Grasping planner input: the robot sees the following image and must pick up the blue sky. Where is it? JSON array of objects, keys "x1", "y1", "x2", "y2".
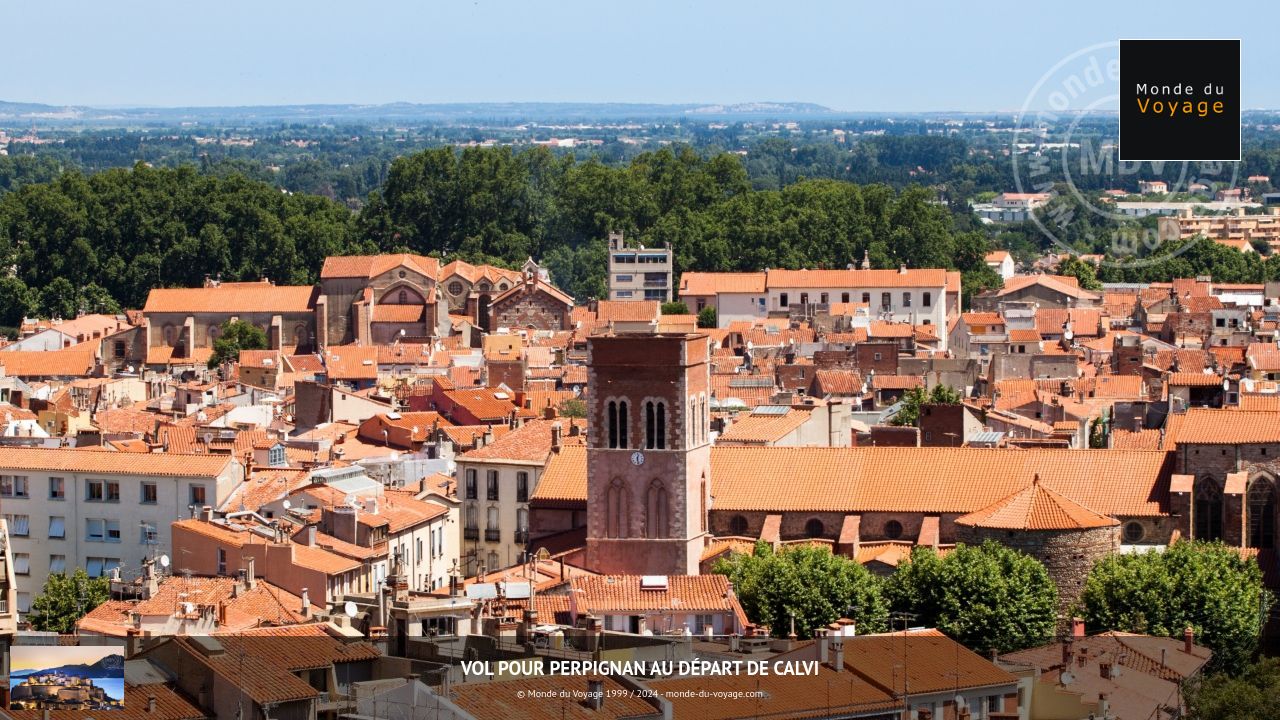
[{"x1": 11, "y1": 0, "x2": 1278, "y2": 110}]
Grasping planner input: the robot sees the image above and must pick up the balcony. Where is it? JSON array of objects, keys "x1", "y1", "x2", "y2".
[
  {"x1": 484, "y1": 528, "x2": 501, "y2": 543},
  {"x1": 514, "y1": 530, "x2": 529, "y2": 545},
  {"x1": 464, "y1": 527, "x2": 479, "y2": 541}
]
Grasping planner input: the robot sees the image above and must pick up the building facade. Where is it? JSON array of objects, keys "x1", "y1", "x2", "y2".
[{"x1": 607, "y1": 232, "x2": 673, "y2": 302}]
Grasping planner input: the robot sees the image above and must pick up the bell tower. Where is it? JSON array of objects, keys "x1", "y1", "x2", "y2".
[{"x1": 585, "y1": 331, "x2": 712, "y2": 575}]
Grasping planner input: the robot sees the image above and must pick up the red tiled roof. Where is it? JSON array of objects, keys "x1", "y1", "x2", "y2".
[
  {"x1": 766, "y1": 268, "x2": 948, "y2": 289},
  {"x1": 1172, "y1": 408, "x2": 1280, "y2": 444},
  {"x1": 324, "y1": 346, "x2": 379, "y2": 381},
  {"x1": 535, "y1": 445, "x2": 1171, "y2": 517},
  {"x1": 1111, "y1": 429, "x2": 1163, "y2": 450},
  {"x1": 718, "y1": 408, "x2": 812, "y2": 444},
  {"x1": 571, "y1": 574, "x2": 742, "y2": 614},
  {"x1": 371, "y1": 304, "x2": 425, "y2": 323},
  {"x1": 143, "y1": 282, "x2": 315, "y2": 313},
  {"x1": 955, "y1": 477, "x2": 1119, "y2": 530},
  {"x1": 998, "y1": 274, "x2": 1099, "y2": 300},
  {"x1": 679, "y1": 272, "x2": 768, "y2": 295},
  {"x1": 594, "y1": 300, "x2": 660, "y2": 323},
  {"x1": 0, "y1": 447, "x2": 232, "y2": 477},
  {"x1": 320, "y1": 253, "x2": 440, "y2": 279},
  {"x1": 459, "y1": 418, "x2": 587, "y2": 462},
  {"x1": 0, "y1": 347, "x2": 98, "y2": 377}
]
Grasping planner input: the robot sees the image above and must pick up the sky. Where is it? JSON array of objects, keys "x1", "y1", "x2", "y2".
[
  {"x1": 10, "y1": 645, "x2": 122, "y2": 673},
  {"x1": 9, "y1": 0, "x2": 1279, "y2": 111}
]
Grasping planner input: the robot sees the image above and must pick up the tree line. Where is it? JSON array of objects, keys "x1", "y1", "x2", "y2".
[{"x1": 0, "y1": 146, "x2": 1002, "y2": 329}]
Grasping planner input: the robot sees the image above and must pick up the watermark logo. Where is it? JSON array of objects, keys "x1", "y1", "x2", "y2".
[{"x1": 1011, "y1": 41, "x2": 1239, "y2": 268}]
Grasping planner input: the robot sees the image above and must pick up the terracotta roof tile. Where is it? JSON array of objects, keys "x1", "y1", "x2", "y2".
[
  {"x1": 459, "y1": 418, "x2": 586, "y2": 462},
  {"x1": 955, "y1": 476, "x2": 1119, "y2": 530},
  {"x1": 534, "y1": 446, "x2": 1170, "y2": 517},
  {"x1": 143, "y1": 282, "x2": 315, "y2": 314},
  {"x1": 370, "y1": 304, "x2": 425, "y2": 323},
  {"x1": 0, "y1": 347, "x2": 97, "y2": 377},
  {"x1": 767, "y1": 268, "x2": 949, "y2": 289},
  {"x1": 570, "y1": 574, "x2": 742, "y2": 614},
  {"x1": 594, "y1": 300, "x2": 661, "y2": 323},
  {"x1": 1110, "y1": 428, "x2": 1164, "y2": 450},
  {"x1": 718, "y1": 408, "x2": 812, "y2": 444},
  {"x1": 0, "y1": 447, "x2": 232, "y2": 477},
  {"x1": 679, "y1": 272, "x2": 768, "y2": 295},
  {"x1": 1173, "y1": 408, "x2": 1280, "y2": 444},
  {"x1": 320, "y1": 253, "x2": 440, "y2": 279},
  {"x1": 323, "y1": 346, "x2": 379, "y2": 381}
]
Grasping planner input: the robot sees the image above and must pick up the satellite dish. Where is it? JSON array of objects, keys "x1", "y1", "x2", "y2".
[
  {"x1": 344, "y1": 601, "x2": 358, "y2": 618},
  {"x1": 159, "y1": 554, "x2": 170, "y2": 568},
  {"x1": 181, "y1": 602, "x2": 195, "y2": 614},
  {"x1": 282, "y1": 500, "x2": 292, "y2": 510},
  {"x1": 1063, "y1": 330, "x2": 1074, "y2": 341}
]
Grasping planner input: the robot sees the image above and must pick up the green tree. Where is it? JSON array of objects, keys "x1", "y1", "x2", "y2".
[
  {"x1": 1056, "y1": 255, "x2": 1104, "y2": 290},
  {"x1": 714, "y1": 542, "x2": 888, "y2": 639},
  {"x1": 1185, "y1": 657, "x2": 1280, "y2": 720},
  {"x1": 885, "y1": 542, "x2": 1058, "y2": 653},
  {"x1": 660, "y1": 301, "x2": 689, "y2": 315},
  {"x1": 697, "y1": 306, "x2": 717, "y2": 328},
  {"x1": 38, "y1": 277, "x2": 79, "y2": 319},
  {"x1": 890, "y1": 383, "x2": 963, "y2": 427},
  {"x1": 208, "y1": 319, "x2": 268, "y2": 368},
  {"x1": 29, "y1": 568, "x2": 111, "y2": 634},
  {"x1": 557, "y1": 397, "x2": 587, "y2": 418},
  {"x1": 0, "y1": 276, "x2": 34, "y2": 329},
  {"x1": 1081, "y1": 540, "x2": 1273, "y2": 673}
]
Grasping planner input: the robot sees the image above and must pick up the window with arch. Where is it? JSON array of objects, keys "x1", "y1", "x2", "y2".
[
  {"x1": 499, "y1": 283, "x2": 509, "y2": 291},
  {"x1": 645, "y1": 480, "x2": 669, "y2": 539},
  {"x1": 293, "y1": 323, "x2": 308, "y2": 345},
  {"x1": 478, "y1": 282, "x2": 491, "y2": 292},
  {"x1": 1194, "y1": 476, "x2": 1223, "y2": 541},
  {"x1": 464, "y1": 504, "x2": 477, "y2": 529},
  {"x1": 207, "y1": 325, "x2": 220, "y2": 343},
  {"x1": 606, "y1": 478, "x2": 629, "y2": 538},
  {"x1": 645, "y1": 400, "x2": 666, "y2": 449},
  {"x1": 1247, "y1": 476, "x2": 1277, "y2": 549},
  {"x1": 449, "y1": 281, "x2": 464, "y2": 296},
  {"x1": 607, "y1": 400, "x2": 629, "y2": 449},
  {"x1": 804, "y1": 518, "x2": 825, "y2": 538},
  {"x1": 398, "y1": 289, "x2": 409, "y2": 303},
  {"x1": 729, "y1": 515, "x2": 748, "y2": 535},
  {"x1": 884, "y1": 520, "x2": 904, "y2": 539},
  {"x1": 163, "y1": 325, "x2": 175, "y2": 346}
]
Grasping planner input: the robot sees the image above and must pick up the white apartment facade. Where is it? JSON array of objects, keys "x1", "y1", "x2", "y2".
[
  {"x1": 0, "y1": 448, "x2": 243, "y2": 615},
  {"x1": 606, "y1": 231, "x2": 673, "y2": 302}
]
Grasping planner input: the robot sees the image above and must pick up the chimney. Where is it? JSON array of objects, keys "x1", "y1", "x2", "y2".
[
  {"x1": 830, "y1": 637, "x2": 844, "y2": 672},
  {"x1": 551, "y1": 423, "x2": 562, "y2": 453},
  {"x1": 898, "y1": 264, "x2": 907, "y2": 274},
  {"x1": 244, "y1": 557, "x2": 256, "y2": 590},
  {"x1": 1072, "y1": 617, "x2": 1085, "y2": 638},
  {"x1": 301, "y1": 588, "x2": 311, "y2": 618},
  {"x1": 147, "y1": 695, "x2": 157, "y2": 714},
  {"x1": 1062, "y1": 637, "x2": 1074, "y2": 665},
  {"x1": 217, "y1": 601, "x2": 228, "y2": 627},
  {"x1": 201, "y1": 505, "x2": 213, "y2": 522},
  {"x1": 586, "y1": 679, "x2": 604, "y2": 710},
  {"x1": 305, "y1": 525, "x2": 317, "y2": 547},
  {"x1": 1184, "y1": 626, "x2": 1194, "y2": 654},
  {"x1": 543, "y1": 405, "x2": 557, "y2": 420},
  {"x1": 1098, "y1": 692, "x2": 1110, "y2": 718},
  {"x1": 816, "y1": 628, "x2": 829, "y2": 663}
]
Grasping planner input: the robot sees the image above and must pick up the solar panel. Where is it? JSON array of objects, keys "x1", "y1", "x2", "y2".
[
  {"x1": 502, "y1": 582, "x2": 532, "y2": 599},
  {"x1": 465, "y1": 583, "x2": 498, "y2": 599},
  {"x1": 751, "y1": 406, "x2": 791, "y2": 416}
]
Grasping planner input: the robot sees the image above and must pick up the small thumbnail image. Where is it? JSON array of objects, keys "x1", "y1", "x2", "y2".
[{"x1": 8, "y1": 645, "x2": 125, "y2": 711}]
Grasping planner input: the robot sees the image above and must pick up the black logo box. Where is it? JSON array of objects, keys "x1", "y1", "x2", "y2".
[{"x1": 1119, "y1": 39, "x2": 1240, "y2": 162}]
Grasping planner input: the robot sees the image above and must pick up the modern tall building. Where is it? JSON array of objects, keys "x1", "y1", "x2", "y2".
[{"x1": 606, "y1": 231, "x2": 673, "y2": 302}]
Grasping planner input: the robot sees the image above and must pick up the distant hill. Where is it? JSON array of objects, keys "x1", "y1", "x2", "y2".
[
  {"x1": 10, "y1": 653, "x2": 124, "y2": 679},
  {"x1": 0, "y1": 100, "x2": 838, "y2": 126}
]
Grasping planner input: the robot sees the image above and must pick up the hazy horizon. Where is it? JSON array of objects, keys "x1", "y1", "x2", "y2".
[{"x1": 10, "y1": 0, "x2": 1279, "y2": 112}]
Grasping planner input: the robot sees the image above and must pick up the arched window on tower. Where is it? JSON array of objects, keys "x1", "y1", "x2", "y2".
[
  {"x1": 1247, "y1": 476, "x2": 1277, "y2": 549},
  {"x1": 606, "y1": 478, "x2": 629, "y2": 538},
  {"x1": 1195, "y1": 476, "x2": 1224, "y2": 541},
  {"x1": 645, "y1": 401, "x2": 666, "y2": 449},
  {"x1": 618, "y1": 400, "x2": 628, "y2": 448},
  {"x1": 646, "y1": 480, "x2": 669, "y2": 539},
  {"x1": 607, "y1": 401, "x2": 618, "y2": 448}
]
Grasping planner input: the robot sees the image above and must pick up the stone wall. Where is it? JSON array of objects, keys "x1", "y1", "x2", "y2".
[{"x1": 956, "y1": 524, "x2": 1120, "y2": 616}]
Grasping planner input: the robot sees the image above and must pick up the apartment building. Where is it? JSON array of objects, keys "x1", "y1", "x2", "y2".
[
  {"x1": 606, "y1": 231, "x2": 673, "y2": 302},
  {"x1": 0, "y1": 448, "x2": 243, "y2": 613},
  {"x1": 455, "y1": 418, "x2": 584, "y2": 575},
  {"x1": 1157, "y1": 206, "x2": 1280, "y2": 251}
]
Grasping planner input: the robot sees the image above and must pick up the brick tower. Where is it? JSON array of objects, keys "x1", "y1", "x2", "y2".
[{"x1": 584, "y1": 331, "x2": 712, "y2": 575}]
